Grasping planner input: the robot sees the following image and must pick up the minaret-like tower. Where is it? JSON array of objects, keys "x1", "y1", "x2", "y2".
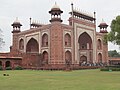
[
  {"x1": 98, "y1": 19, "x2": 108, "y2": 33},
  {"x1": 98, "y1": 19, "x2": 108, "y2": 64},
  {"x1": 49, "y1": 2, "x2": 63, "y2": 23},
  {"x1": 11, "y1": 18, "x2": 22, "y2": 33},
  {"x1": 49, "y1": 3, "x2": 64, "y2": 65},
  {"x1": 11, "y1": 18, "x2": 22, "y2": 53}
]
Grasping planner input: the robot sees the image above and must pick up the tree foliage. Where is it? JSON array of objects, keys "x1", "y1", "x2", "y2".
[
  {"x1": 108, "y1": 50, "x2": 120, "y2": 57},
  {"x1": 108, "y1": 16, "x2": 120, "y2": 45}
]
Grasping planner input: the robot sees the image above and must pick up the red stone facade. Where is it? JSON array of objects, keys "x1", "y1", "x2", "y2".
[{"x1": 0, "y1": 3, "x2": 109, "y2": 70}]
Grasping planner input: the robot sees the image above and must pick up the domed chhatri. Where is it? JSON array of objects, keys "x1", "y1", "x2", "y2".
[
  {"x1": 11, "y1": 17, "x2": 22, "y2": 33},
  {"x1": 98, "y1": 19, "x2": 108, "y2": 33},
  {"x1": 49, "y1": 2, "x2": 63, "y2": 23},
  {"x1": 98, "y1": 19, "x2": 108, "y2": 28}
]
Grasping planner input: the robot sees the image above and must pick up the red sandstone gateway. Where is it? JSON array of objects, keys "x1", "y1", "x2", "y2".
[{"x1": 0, "y1": 3, "x2": 109, "y2": 70}]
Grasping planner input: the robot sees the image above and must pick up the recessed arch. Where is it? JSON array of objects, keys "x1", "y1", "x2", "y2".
[
  {"x1": 42, "y1": 51, "x2": 49, "y2": 64},
  {"x1": 42, "y1": 33, "x2": 48, "y2": 47},
  {"x1": 98, "y1": 53, "x2": 102, "y2": 63},
  {"x1": 97, "y1": 39, "x2": 102, "y2": 50},
  {"x1": 26, "y1": 38, "x2": 39, "y2": 53},
  {"x1": 5, "y1": 61, "x2": 11, "y2": 67},
  {"x1": 19, "y1": 38, "x2": 24, "y2": 50},
  {"x1": 65, "y1": 51, "x2": 72, "y2": 65},
  {"x1": 80, "y1": 55, "x2": 87, "y2": 63},
  {"x1": 78, "y1": 32, "x2": 92, "y2": 49},
  {"x1": 65, "y1": 33, "x2": 71, "y2": 47}
]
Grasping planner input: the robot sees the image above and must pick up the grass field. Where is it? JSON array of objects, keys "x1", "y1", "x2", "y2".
[{"x1": 0, "y1": 69, "x2": 120, "y2": 90}]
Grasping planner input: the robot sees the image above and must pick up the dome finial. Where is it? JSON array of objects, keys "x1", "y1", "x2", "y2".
[
  {"x1": 52, "y1": 2, "x2": 60, "y2": 10},
  {"x1": 101, "y1": 18, "x2": 105, "y2": 23},
  {"x1": 16, "y1": 17, "x2": 18, "y2": 21},
  {"x1": 14, "y1": 17, "x2": 20, "y2": 23},
  {"x1": 55, "y1": 1, "x2": 57, "y2": 5}
]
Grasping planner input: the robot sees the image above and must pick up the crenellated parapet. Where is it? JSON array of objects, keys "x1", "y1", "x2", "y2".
[{"x1": 69, "y1": 8, "x2": 96, "y2": 22}]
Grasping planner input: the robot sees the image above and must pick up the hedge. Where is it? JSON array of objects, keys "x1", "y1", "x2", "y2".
[
  {"x1": 6, "y1": 67, "x2": 12, "y2": 70},
  {"x1": 100, "y1": 67, "x2": 120, "y2": 71},
  {"x1": 15, "y1": 66, "x2": 23, "y2": 70}
]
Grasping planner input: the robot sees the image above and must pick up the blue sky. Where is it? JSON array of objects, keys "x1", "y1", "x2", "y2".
[{"x1": 0, "y1": 0, "x2": 119, "y2": 52}]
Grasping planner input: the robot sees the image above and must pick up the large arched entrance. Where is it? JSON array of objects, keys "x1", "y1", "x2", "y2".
[
  {"x1": 80, "y1": 56, "x2": 87, "y2": 65},
  {"x1": 42, "y1": 51, "x2": 48, "y2": 65},
  {"x1": 5, "y1": 61, "x2": 11, "y2": 67},
  {"x1": 78, "y1": 32, "x2": 92, "y2": 50},
  {"x1": 65, "y1": 51, "x2": 72, "y2": 65},
  {"x1": 98, "y1": 53, "x2": 102, "y2": 63},
  {"x1": 26, "y1": 38, "x2": 39, "y2": 53}
]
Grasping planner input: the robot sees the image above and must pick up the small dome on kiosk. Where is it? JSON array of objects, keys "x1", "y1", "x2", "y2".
[
  {"x1": 12, "y1": 17, "x2": 22, "y2": 26},
  {"x1": 49, "y1": 2, "x2": 63, "y2": 23},
  {"x1": 98, "y1": 19, "x2": 108, "y2": 33},
  {"x1": 98, "y1": 19, "x2": 108, "y2": 28},
  {"x1": 51, "y1": 2, "x2": 60, "y2": 10},
  {"x1": 11, "y1": 17, "x2": 22, "y2": 33}
]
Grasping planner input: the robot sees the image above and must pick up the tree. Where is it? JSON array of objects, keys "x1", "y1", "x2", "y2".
[
  {"x1": 108, "y1": 16, "x2": 120, "y2": 46},
  {"x1": 108, "y1": 50, "x2": 120, "y2": 57},
  {"x1": 0, "y1": 29, "x2": 5, "y2": 51}
]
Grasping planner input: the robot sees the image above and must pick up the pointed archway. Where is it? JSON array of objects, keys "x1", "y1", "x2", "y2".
[
  {"x1": 80, "y1": 55, "x2": 87, "y2": 64},
  {"x1": 78, "y1": 32, "x2": 92, "y2": 50},
  {"x1": 26, "y1": 38, "x2": 39, "y2": 53},
  {"x1": 65, "y1": 51, "x2": 72, "y2": 65},
  {"x1": 42, "y1": 34, "x2": 48, "y2": 47},
  {"x1": 5, "y1": 61, "x2": 11, "y2": 67},
  {"x1": 97, "y1": 39, "x2": 102, "y2": 50},
  {"x1": 65, "y1": 33, "x2": 71, "y2": 47},
  {"x1": 19, "y1": 39, "x2": 24, "y2": 50},
  {"x1": 98, "y1": 53, "x2": 102, "y2": 63},
  {"x1": 42, "y1": 51, "x2": 48, "y2": 65}
]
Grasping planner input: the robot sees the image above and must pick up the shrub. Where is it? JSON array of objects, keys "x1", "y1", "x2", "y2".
[
  {"x1": 100, "y1": 68, "x2": 109, "y2": 71},
  {"x1": 100, "y1": 67, "x2": 120, "y2": 71},
  {"x1": 111, "y1": 68, "x2": 120, "y2": 71},
  {"x1": 0, "y1": 66, "x2": 3, "y2": 70},
  {"x1": 15, "y1": 66, "x2": 23, "y2": 70},
  {"x1": 6, "y1": 67, "x2": 12, "y2": 70}
]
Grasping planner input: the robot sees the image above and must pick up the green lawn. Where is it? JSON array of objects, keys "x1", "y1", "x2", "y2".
[{"x1": 0, "y1": 69, "x2": 120, "y2": 90}]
